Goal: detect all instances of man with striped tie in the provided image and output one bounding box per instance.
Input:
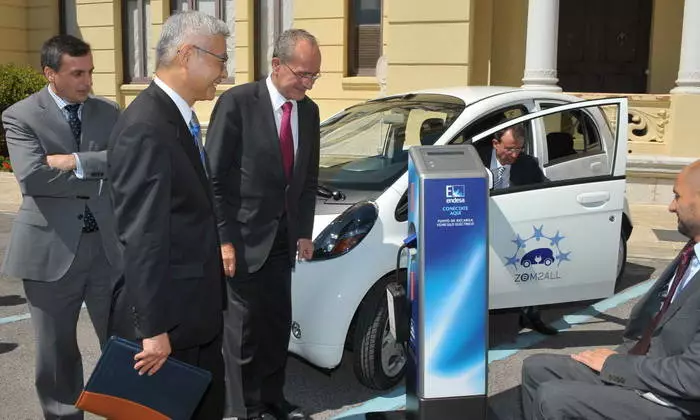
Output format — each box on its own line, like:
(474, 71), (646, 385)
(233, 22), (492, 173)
(475, 123), (554, 335)
(521, 160), (700, 420)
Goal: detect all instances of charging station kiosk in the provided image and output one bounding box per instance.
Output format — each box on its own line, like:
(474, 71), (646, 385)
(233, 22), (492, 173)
(381, 144), (489, 420)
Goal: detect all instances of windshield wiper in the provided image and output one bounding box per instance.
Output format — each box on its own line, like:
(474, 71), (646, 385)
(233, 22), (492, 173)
(317, 184), (346, 201)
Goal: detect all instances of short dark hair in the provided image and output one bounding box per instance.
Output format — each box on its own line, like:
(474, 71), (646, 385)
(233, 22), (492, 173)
(494, 123), (526, 145)
(40, 35), (91, 72)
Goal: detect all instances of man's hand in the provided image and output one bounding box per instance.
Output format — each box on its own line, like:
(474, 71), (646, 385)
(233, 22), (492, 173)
(571, 348), (617, 372)
(221, 243), (236, 277)
(46, 154), (77, 171)
(297, 238), (314, 261)
(134, 332), (171, 376)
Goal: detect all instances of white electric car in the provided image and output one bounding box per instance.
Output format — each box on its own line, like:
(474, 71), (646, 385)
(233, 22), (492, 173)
(289, 87), (632, 390)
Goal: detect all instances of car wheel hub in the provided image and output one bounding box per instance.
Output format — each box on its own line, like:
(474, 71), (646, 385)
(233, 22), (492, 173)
(381, 319), (406, 377)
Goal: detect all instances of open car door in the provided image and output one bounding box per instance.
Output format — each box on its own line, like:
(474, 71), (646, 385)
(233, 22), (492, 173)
(468, 98), (628, 309)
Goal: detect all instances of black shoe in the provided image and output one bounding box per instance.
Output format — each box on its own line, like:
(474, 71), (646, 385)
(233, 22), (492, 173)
(519, 311), (558, 335)
(267, 401), (309, 420)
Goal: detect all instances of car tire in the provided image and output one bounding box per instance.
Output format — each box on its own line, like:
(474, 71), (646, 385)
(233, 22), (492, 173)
(352, 276), (406, 390)
(522, 260), (531, 268)
(615, 231), (628, 287)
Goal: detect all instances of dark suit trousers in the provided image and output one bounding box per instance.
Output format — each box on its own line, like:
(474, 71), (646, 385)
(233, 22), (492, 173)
(223, 218), (293, 419)
(521, 354), (685, 420)
(172, 334), (225, 420)
(23, 232), (119, 420)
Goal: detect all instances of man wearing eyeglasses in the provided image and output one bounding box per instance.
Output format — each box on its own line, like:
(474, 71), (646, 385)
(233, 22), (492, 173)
(205, 29), (321, 420)
(475, 123), (545, 190)
(475, 123), (556, 335)
(108, 11), (230, 419)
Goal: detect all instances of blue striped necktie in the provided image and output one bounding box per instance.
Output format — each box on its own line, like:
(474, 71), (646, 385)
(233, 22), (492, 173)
(188, 113), (207, 176)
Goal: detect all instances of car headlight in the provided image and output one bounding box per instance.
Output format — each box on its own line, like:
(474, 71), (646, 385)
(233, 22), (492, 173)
(313, 201), (378, 260)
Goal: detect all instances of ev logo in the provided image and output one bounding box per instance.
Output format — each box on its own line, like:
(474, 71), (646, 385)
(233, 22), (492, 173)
(445, 185), (466, 203)
(446, 184), (465, 198)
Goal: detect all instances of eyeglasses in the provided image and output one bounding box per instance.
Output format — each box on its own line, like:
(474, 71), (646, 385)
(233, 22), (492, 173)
(283, 63), (321, 82)
(500, 145), (524, 154)
(192, 45), (228, 65)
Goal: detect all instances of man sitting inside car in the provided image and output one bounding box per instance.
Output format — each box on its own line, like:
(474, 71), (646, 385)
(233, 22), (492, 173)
(474, 122), (557, 335)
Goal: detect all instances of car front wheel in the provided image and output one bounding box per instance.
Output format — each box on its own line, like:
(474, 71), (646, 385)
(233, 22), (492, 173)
(352, 278), (406, 390)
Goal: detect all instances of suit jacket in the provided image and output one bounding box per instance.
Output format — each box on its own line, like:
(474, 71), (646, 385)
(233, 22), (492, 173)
(602, 244), (700, 416)
(1, 86), (122, 281)
(107, 83), (223, 349)
(205, 79), (320, 274)
(475, 140), (545, 187)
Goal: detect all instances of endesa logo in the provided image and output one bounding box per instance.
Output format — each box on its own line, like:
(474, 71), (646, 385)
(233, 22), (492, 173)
(445, 184), (466, 203)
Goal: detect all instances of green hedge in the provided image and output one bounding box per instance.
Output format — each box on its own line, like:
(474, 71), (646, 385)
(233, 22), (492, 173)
(0, 63), (46, 171)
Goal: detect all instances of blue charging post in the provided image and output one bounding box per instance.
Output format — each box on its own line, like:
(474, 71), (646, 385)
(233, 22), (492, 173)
(406, 144), (489, 418)
(366, 144), (489, 420)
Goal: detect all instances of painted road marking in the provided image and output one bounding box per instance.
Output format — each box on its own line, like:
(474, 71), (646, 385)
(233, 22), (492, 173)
(334, 278), (656, 418)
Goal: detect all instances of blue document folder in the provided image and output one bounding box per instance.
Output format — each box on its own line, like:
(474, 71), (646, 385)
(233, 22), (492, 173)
(75, 336), (212, 420)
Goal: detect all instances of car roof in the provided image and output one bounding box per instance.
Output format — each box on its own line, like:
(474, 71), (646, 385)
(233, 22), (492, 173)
(382, 86), (583, 106)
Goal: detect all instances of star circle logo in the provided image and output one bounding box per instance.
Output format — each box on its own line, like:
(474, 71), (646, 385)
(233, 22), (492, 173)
(504, 225), (571, 271)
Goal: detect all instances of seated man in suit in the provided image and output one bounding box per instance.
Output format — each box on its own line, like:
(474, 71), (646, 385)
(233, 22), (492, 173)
(475, 123), (545, 189)
(521, 160), (700, 420)
(475, 123), (556, 335)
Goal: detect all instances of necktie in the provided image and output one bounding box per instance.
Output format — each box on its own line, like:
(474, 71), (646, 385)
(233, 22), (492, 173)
(629, 241), (696, 355)
(493, 166), (506, 189)
(64, 103), (98, 232)
(188, 113), (207, 176)
(280, 101), (294, 181)
(65, 104), (81, 146)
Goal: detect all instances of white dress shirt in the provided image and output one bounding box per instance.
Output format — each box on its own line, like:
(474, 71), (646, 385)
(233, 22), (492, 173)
(47, 84), (86, 178)
(266, 76), (299, 156)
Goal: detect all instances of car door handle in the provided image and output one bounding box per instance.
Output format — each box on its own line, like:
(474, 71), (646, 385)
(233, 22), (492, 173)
(590, 161), (602, 172)
(577, 192), (610, 206)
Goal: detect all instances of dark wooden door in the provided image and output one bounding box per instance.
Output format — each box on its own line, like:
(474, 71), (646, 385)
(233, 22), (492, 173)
(557, 0), (652, 93)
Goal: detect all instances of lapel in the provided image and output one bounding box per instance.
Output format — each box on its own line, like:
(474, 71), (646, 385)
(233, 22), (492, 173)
(147, 83), (212, 204)
(293, 98), (311, 182)
(37, 86), (77, 152)
(80, 98), (96, 152)
(255, 80), (286, 182)
(658, 243), (700, 328)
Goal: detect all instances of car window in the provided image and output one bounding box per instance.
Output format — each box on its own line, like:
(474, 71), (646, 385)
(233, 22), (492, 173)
(540, 104), (603, 165)
(318, 94), (465, 191)
(468, 102), (620, 189)
(451, 105), (529, 148)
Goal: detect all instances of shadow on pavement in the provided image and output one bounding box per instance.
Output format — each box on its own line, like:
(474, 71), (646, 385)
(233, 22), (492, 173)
(0, 342), (18, 355)
(0, 294), (26, 307)
(615, 261), (657, 293)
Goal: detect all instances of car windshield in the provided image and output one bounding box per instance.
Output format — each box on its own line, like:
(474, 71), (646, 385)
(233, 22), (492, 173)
(319, 94), (465, 191)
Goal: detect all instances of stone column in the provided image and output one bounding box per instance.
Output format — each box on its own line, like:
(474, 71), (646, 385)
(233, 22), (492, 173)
(672, 0), (700, 93)
(521, 0), (561, 92)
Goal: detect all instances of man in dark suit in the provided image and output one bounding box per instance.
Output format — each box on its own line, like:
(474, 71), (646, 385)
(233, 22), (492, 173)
(521, 160), (700, 420)
(474, 123), (545, 189)
(475, 124), (556, 335)
(107, 11), (229, 419)
(205, 29), (321, 420)
(1, 35), (122, 419)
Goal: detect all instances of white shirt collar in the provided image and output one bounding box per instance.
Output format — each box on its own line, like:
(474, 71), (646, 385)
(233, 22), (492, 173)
(154, 77), (194, 126)
(47, 84), (80, 110)
(266, 76), (296, 111)
(490, 149), (508, 170)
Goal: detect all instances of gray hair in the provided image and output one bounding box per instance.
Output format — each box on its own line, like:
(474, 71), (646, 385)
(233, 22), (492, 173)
(156, 11), (230, 68)
(272, 29), (318, 63)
